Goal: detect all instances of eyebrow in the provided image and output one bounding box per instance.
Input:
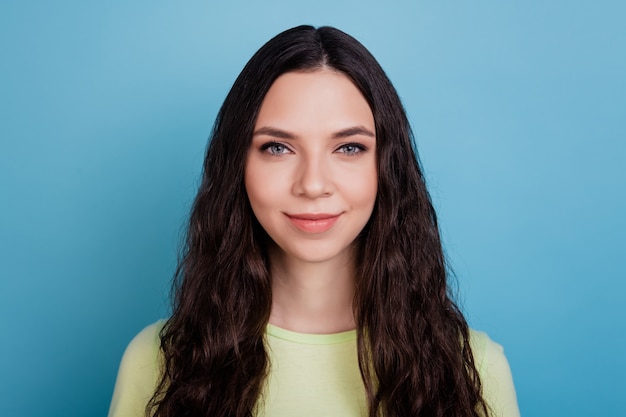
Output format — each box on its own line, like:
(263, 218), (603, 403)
(253, 126), (297, 139)
(253, 126), (375, 140)
(332, 126), (375, 139)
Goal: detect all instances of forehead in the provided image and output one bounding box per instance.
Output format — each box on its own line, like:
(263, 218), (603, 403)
(254, 70), (375, 134)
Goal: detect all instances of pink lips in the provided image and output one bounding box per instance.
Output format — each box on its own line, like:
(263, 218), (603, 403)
(286, 213), (341, 233)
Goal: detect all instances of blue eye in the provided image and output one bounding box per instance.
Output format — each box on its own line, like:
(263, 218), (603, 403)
(261, 142), (290, 155)
(337, 143), (366, 156)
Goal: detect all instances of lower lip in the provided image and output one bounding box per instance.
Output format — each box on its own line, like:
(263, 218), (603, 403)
(287, 215), (340, 233)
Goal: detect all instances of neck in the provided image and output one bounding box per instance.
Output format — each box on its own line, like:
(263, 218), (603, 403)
(268, 246), (356, 334)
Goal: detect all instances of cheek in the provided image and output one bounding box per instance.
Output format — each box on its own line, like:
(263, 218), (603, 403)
(358, 182), (378, 210)
(364, 169), (378, 199)
(345, 164), (378, 208)
(245, 162), (287, 211)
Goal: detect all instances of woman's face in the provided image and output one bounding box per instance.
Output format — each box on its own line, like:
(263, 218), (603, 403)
(245, 69), (377, 265)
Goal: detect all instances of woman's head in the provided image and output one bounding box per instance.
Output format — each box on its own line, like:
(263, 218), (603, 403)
(201, 25), (422, 262)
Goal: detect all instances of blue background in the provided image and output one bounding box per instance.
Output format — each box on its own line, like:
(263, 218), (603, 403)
(1, 1), (624, 416)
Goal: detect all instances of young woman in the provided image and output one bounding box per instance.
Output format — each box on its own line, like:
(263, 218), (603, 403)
(108, 25), (519, 417)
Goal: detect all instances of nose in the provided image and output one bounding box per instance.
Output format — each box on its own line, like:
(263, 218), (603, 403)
(292, 153), (333, 198)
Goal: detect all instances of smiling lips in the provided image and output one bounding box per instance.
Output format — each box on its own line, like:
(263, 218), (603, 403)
(286, 213), (341, 233)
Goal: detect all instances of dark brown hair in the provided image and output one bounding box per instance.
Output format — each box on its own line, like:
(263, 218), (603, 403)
(149, 25), (489, 417)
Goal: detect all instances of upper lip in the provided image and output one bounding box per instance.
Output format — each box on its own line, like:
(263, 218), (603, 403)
(286, 213), (341, 220)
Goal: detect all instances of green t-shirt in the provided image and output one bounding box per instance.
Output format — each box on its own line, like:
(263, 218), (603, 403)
(108, 321), (520, 417)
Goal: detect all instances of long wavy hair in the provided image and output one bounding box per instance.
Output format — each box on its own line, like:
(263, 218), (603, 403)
(148, 25), (489, 417)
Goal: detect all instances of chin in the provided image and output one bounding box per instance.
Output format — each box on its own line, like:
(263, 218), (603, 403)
(284, 243), (356, 265)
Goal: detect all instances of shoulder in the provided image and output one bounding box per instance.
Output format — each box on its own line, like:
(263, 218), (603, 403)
(108, 320), (166, 417)
(122, 320), (164, 365)
(469, 329), (521, 417)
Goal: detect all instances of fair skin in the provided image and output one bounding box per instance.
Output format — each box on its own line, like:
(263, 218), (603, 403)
(244, 69), (377, 334)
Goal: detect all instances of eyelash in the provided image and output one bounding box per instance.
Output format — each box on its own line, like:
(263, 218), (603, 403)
(260, 142), (292, 155)
(337, 142), (367, 156)
(259, 141), (367, 156)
